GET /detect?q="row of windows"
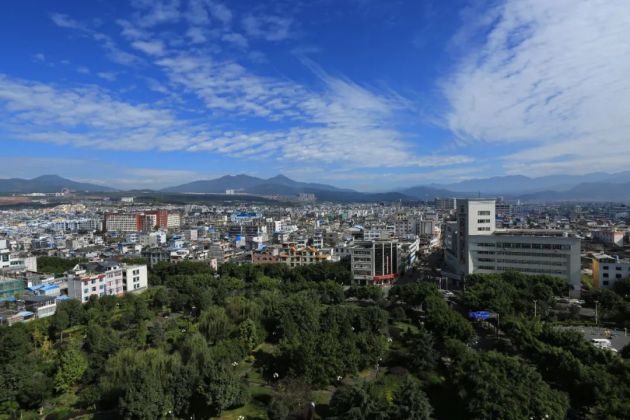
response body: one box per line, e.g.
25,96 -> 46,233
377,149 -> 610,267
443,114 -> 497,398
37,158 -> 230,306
477,219 -> 491,223
475,250 -> 567,259
477,258 -> 566,267
602,273 -> 624,279
601,265 -> 630,271
476,265 -> 565,275
477,210 -> 491,215
476,242 -> 571,250
478,227 -> 492,231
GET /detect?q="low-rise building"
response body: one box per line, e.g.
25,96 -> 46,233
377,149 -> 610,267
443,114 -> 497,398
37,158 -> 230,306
66,261 -> 148,303
591,253 -> 630,289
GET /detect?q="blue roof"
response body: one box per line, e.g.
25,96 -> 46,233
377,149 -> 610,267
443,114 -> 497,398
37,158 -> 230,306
56,295 -> 72,301
41,284 -> 60,291
17,311 -> 34,317
0,296 -> 17,302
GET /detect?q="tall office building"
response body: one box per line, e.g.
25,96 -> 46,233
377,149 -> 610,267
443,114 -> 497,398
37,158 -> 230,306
444,199 -> 581,296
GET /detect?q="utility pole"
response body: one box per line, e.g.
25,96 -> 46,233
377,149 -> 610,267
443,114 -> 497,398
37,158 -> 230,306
533,300 -> 537,318
595,301 -> 599,326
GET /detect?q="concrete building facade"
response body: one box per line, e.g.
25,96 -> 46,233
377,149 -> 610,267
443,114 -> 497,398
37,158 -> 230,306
445,199 -> 581,296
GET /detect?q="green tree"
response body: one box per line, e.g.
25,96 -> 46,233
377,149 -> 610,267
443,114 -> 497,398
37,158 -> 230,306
406,328 -> 437,375
0,323 -> 33,364
239,318 -> 261,350
425,295 -> 474,342
450,349 -> 569,420
328,382 -> 389,420
54,344 -> 88,392
198,362 -> 247,416
391,376 -> 433,420
198,306 -> 234,343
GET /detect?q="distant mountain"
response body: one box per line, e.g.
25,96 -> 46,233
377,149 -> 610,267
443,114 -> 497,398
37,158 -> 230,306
519,182 -> 630,202
0,175 -> 116,193
161,174 -> 265,193
434,172 -> 616,194
162,174 -> 354,196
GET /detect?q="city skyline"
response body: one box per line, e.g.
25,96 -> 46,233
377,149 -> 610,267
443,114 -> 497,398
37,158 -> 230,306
1,0 -> 629,190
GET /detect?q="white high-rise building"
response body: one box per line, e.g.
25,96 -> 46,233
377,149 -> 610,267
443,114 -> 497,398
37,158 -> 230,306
444,199 -> 581,297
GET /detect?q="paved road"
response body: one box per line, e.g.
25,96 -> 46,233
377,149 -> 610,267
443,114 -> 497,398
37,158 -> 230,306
557,325 -> 630,351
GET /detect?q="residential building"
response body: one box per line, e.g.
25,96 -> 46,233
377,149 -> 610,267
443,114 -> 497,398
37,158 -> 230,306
591,230 -> 625,247
434,197 -> 456,211
350,240 -> 399,286
0,250 -> 37,272
105,209 -> 180,232
123,264 -> 149,292
591,253 -> 630,289
66,261 -> 148,303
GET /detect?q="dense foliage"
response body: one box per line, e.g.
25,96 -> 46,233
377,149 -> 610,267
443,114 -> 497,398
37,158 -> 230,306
1,264 -> 628,419
36,256 -> 85,274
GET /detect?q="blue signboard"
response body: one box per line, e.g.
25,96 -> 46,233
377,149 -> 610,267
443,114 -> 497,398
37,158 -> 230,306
468,311 -> 491,320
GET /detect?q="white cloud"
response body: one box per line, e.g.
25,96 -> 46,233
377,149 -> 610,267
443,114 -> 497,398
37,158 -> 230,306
131,39 -> 166,56
133,0 -> 181,28
222,32 -> 248,48
50,13 -> 87,31
52,14 -> 141,66
207,1 -> 232,26
242,15 -> 292,41
184,0 -> 209,25
186,27 -> 207,43
97,72 -> 117,81
443,0 -> 630,174
34,6 -> 472,176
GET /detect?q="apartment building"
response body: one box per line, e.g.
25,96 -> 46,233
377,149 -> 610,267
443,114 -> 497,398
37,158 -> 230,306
104,209 -> 180,232
434,197 -> 456,211
592,253 -> 630,289
0,250 -> 37,272
591,230 -> 625,247
350,240 -> 399,286
66,261 -> 148,303
252,243 -> 332,267
444,199 -> 581,296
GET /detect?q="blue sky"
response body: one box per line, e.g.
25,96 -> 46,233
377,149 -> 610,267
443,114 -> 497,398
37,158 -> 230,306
0,0 -> 628,191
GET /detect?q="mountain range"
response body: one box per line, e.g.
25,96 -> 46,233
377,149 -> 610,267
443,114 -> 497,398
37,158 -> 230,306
0,175 -> 116,193
161,174 -> 408,202
430,171 -> 630,194
1,172 -> 630,202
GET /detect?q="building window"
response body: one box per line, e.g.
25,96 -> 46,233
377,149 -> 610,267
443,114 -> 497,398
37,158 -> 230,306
603,266 -> 609,270
603,281 -> 609,286
603,273 -> 609,278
